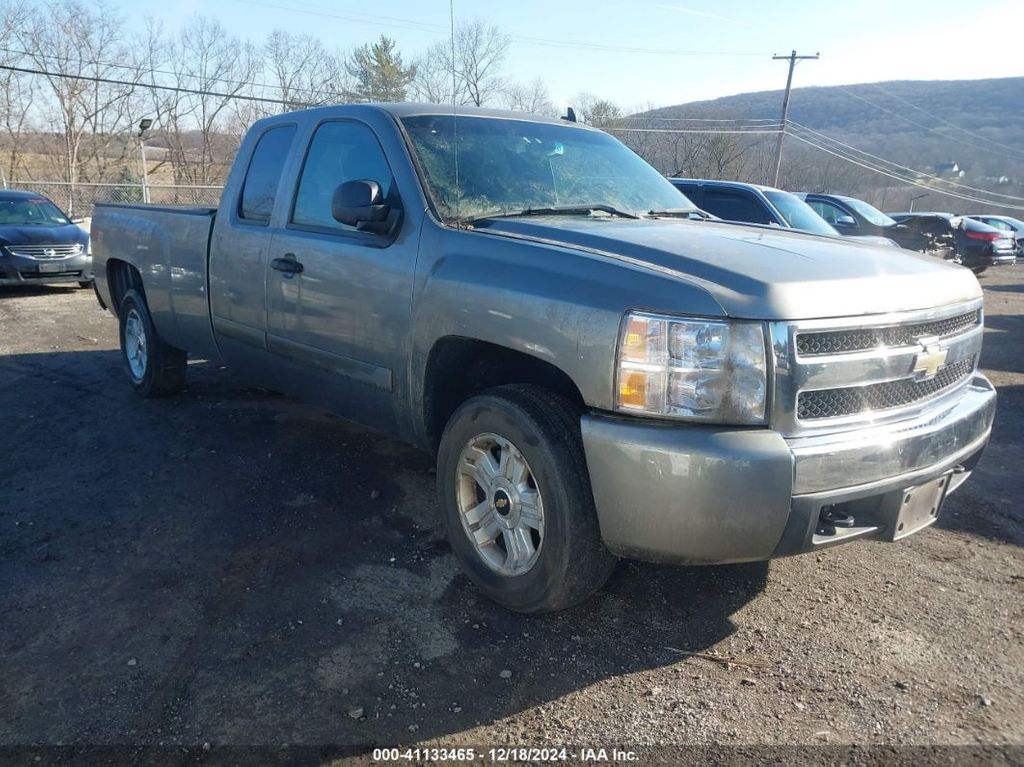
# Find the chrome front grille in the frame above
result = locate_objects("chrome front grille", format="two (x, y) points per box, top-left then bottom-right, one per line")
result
(771, 300), (984, 437)
(795, 309), (980, 356)
(797, 355), (977, 420)
(6, 243), (83, 259)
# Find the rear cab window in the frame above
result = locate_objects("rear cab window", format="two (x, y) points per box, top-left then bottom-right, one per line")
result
(238, 124), (297, 224)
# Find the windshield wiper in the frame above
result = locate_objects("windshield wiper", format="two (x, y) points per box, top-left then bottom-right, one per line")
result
(647, 208), (714, 220)
(471, 204), (640, 224)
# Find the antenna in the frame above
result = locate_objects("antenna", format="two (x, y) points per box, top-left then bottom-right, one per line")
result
(450, 0), (461, 227)
(561, 107), (577, 123)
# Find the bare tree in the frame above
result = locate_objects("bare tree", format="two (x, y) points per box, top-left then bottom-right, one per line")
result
(453, 20), (508, 107)
(415, 21), (508, 107)
(144, 15), (260, 187)
(0, 2), (36, 182)
(15, 0), (140, 209)
(500, 78), (554, 115)
(265, 29), (347, 110)
(411, 43), (455, 104)
(572, 93), (624, 129)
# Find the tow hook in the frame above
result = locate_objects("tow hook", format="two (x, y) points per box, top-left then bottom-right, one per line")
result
(816, 504), (856, 536)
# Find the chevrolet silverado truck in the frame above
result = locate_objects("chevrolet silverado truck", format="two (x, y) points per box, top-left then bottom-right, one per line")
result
(91, 104), (996, 613)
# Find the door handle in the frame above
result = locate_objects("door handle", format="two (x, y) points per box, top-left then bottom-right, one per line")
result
(271, 255), (304, 275)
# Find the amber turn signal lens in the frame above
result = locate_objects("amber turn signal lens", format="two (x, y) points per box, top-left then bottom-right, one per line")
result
(618, 370), (647, 408)
(620, 316), (650, 362)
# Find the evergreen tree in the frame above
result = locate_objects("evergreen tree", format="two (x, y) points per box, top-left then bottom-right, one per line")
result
(345, 36), (416, 103)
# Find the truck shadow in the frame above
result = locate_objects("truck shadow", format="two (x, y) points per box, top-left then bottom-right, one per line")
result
(980, 314), (1024, 375)
(0, 350), (767, 749)
(0, 284), (83, 298)
(982, 282), (1024, 294)
(936, 381), (1024, 547)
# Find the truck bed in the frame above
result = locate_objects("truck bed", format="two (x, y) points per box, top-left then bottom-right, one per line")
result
(92, 202), (219, 360)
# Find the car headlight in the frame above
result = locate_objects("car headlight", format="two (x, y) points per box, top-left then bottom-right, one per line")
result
(616, 312), (768, 424)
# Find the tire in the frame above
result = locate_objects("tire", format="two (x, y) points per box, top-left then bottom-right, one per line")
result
(972, 267), (988, 276)
(118, 288), (186, 398)
(436, 384), (616, 613)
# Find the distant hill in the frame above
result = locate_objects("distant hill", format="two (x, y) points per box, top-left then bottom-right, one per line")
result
(630, 78), (1024, 213)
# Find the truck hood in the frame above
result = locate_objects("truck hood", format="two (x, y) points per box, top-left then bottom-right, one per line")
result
(474, 217), (981, 320)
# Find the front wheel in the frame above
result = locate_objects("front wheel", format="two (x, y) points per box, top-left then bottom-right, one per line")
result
(118, 288), (186, 398)
(436, 384), (616, 613)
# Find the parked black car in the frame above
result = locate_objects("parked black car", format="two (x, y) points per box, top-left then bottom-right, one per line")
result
(671, 179), (897, 246)
(799, 192), (910, 239)
(0, 190), (92, 288)
(963, 214), (1024, 257)
(886, 211), (1016, 275)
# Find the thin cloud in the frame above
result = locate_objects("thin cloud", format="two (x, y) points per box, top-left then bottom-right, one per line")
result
(657, 5), (735, 23)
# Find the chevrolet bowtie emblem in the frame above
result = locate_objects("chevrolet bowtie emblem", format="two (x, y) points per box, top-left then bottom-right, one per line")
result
(912, 336), (948, 380)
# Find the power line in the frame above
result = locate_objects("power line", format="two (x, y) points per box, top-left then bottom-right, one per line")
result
(787, 131), (1024, 212)
(227, 0), (770, 57)
(788, 121), (1024, 202)
(0, 62), (311, 106)
(620, 116), (780, 123)
(0, 46), (347, 103)
(611, 127), (781, 134)
(612, 120), (1024, 211)
(836, 85), (1024, 163)
(865, 81), (1024, 160)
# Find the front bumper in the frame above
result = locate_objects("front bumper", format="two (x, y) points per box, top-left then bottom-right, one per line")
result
(0, 252), (93, 285)
(580, 374), (996, 565)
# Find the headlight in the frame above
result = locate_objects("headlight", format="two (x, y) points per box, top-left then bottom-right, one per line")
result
(616, 312), (768, 424)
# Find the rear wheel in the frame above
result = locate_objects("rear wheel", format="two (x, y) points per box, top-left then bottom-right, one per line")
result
(118, 288), (186, 398)
(436, 384), (616, 613)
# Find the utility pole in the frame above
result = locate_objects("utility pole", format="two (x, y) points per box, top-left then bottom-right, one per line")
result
(771, 50), (818, 188)
(137, 118), (153, 204)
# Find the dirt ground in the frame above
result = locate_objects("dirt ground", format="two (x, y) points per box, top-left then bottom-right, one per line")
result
(1, 266), (1022, 761)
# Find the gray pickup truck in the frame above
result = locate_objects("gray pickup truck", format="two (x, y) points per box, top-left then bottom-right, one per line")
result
(92, 103), (996, 613)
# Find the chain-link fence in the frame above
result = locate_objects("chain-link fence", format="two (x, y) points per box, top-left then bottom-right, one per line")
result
(5, 181), (225, 218)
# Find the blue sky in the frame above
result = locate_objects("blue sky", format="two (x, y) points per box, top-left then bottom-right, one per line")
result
(107, 0), (1023, 109)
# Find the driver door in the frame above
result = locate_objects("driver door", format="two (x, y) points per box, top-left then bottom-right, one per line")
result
(265, 119), (415, 435)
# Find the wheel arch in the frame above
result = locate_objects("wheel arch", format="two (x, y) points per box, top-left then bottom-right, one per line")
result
(422, 336), (586, 451)
(106, 259), (146, 318)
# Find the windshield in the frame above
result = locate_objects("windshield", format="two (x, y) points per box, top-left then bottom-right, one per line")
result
(400, 115), (696, 223)
(842, 197), (896, 227)
(0, 197), (71, 226)
(981, 216), (1024, 232)
(763, 190), (838, 236)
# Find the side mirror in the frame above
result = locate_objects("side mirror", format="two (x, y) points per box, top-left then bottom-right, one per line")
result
(834, 215), (856, 228)
(331, 180), (396, 235)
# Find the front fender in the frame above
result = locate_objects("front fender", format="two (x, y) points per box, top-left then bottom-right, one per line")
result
(408, 221), (727, 444)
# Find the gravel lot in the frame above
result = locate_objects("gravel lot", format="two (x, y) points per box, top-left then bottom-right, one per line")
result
(1, 266), (1022, 759)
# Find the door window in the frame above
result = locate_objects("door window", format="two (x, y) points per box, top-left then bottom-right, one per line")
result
(291, 121), (395, 233)
(239, 125), (297, 223)
(808, 199), (847, 225)
(701, 189), (774, 225)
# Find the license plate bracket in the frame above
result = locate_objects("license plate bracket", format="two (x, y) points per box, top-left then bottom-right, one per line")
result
(37, 262), (66, 273)
(891, 472), (951, 541)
